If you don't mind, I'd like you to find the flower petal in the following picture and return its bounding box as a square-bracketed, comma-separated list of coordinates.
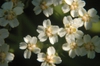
[33, 47, 41, 54]
[1, 1, 13, 10]
[62, 43, 70, 51]
[19, 42, 27, 49]
[0, 18, 9, 27]
[84, 22, 92, 30]
[87, 51, 95, 59]
[43, 19, 51, 28]
[13, 7, 23, 15]
[88, 8, 97, 17]
[6, 53, 14, 62]
[32, 0, 41, 6]
[58, 28, 66, 37]
[24, 35, 31, 43]
[0, 9, 4, 17]
[69, 49, 76, 58]
[49, 35, 58, 44]
[53, 56, 62, 64]
[83, 34, 91, 43]
[47, 46, 55, 55]
[30, 37, 37, 44]
[24, 49, 31, 59]
[79, 8, 86, 16]
[62, 4, 70, 13]
[37, 53, 46, 62]
[38, 33, 47, 42]
[65, 0, 73, 5]
[33, 6, 42, 15]
[37, 25, 45, 33]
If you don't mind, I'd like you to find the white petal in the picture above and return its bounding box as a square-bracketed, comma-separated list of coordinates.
[47, 46, 55, 55]
[0, 18, 9, 26]
[62, 43, 70, 51]
[80, 47, 87, 56]
[70, 10, 79, 17]
[0, 44, 9, 52]
[24, 35, 31, 43]
[83, 34, 91, 43]
[75, 30, 84, 39]
[0, 61, 8, 66]
[30, 37, 37, 44]
[32, 0, 41, 6]
[6, 53, 14, 62]
[73, 18, 83, 28]
[1, 1, 13, 10]
[38, 33, 47, 42]
[0, 38, 4, 46]
[33, 47, 41, 54]
[87, 51, 95, 59]
[84, 22, 92, 30]
[58, 28, 66, 37]
[19, 42, 27, 49]
[13, 7, 23, 15]
[49, 35, 58, 44]
[24, 49, 31, 59]
[52, 26, 59, 34]
[65, 0, 73, 5]
[75, 48, 81, 56]
[0, 9, 4, 17]
[88, 8, 97, 17]
[63, 16, 72, 25]
[78, 8, 86, 16]
[91, 36, 99, 44]
[0, 28, 9, 39]
[95, 46, 100, 53]
[43, 19, 51, 28]
[61, 4, 70, 13]
[78, 1, 86, 7]
[69, 49, 76, 58]
[76, 38, 84, 46]
[33, 6, 42, 15]
[53, 56, 62, 64]
[9, 18, 19, 28]
[37, 25, 45, 33]
[37, 53, 46, 62]
[41, 62, 49, 66]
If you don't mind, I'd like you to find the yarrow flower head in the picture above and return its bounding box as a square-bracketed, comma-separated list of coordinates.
[37, 46, 62, 66]
[0, 1, 23, 28]
[19, 35, 41, 59]
[37, 19, 59, 44]
[80, 34, 100, 59]
[32, 0, 53, 17]
[79, 8, 100, 30]
[0, 44, 14, 66]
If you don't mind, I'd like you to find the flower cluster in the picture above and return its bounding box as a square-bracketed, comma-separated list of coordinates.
[0, 0, 100, 66]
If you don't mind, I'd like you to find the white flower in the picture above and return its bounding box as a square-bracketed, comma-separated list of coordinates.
[0, 1, 23, 28]
[80, 34, 100, 59]
[32, 0, 53, 17]
[37, 19, 59, 44]
[79, 8, 100, 30]
[58, 16, 83, 42]
[37, 46, 62, 66]
[62, 0, 86, 17]
[0, 28, 9, 39]
[62, 38, 83, 58]
[53, 0, 62, 6]
[19, 35, 41, 59]
[0, 44, 14, 66]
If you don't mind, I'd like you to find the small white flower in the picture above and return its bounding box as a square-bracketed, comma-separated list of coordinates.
[37, 46, 62, 66]
[62, 38, 83, 58]
[58, 16, 83, 42]
[37, 19, 59, 44]
[0, 1, 23, 28]
[62, 0, 86, 17]
[79, 8, 100, 30]
[0, 44, 14, 66]
[0, 28, 9, 39]
[32, 0, 53, 17]
[19, 35, 41, 59]
[80, 34, 100, 59]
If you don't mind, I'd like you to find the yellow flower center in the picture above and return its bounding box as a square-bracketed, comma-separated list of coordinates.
[65, 24, 76, 34]
[70, 1, 78, 10]
[45, 26, 53, 37]
[82, 14, 90, 22]
[70, 42, 77, 49]
[11, 0, 18, 7]
[84, 42, 95, 51]
[27, 43, 36, 51]
[4, 10, 16, 20]
[46, 55, 54, 64]
[0, 52, 6, 63]
[40, 1, 48, 10]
